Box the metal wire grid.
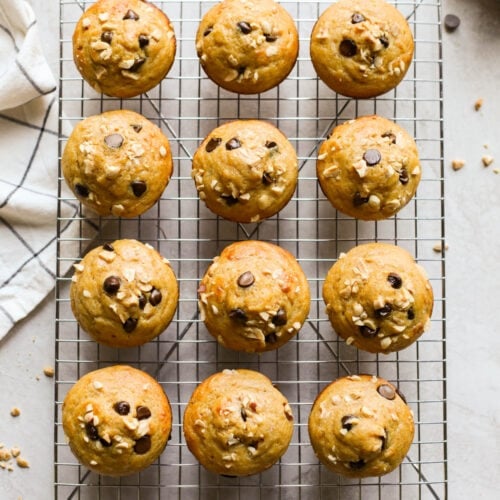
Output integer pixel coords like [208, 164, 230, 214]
[55, 1, 447, 498]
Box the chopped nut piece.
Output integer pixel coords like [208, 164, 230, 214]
[10, 407, 21, 417]
[16, 456, 30, 469]
[0, 449, 12, 461]
[43, 366, 55, 377]
[433, 242, 449, 253]
[474, 98, 483, 111]
[482, 155, 494, 167]
[451, 159, 465, 171]
[10, 447, 20, 458]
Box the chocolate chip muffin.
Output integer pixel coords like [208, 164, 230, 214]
[308, 374, 414, 478]
[62, 109, 173, 218]
[196, 0, 299, 94]
[317, 115, 421, 220]
[62, 365, 172, 476]
[322, 243, 433, 353]
[198, 240, 310, 353]
[192, 120, 298, 223]
[183, 369, 294, 476]
[73, 0, 176, 98]
[70, 239, 178, 348]
[310, 0, 414, 98]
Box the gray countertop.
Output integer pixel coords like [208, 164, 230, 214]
[0, 0, 499, 498]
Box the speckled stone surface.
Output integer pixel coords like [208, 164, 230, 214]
[0, 1, 499, 498]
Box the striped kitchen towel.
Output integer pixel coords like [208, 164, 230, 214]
[0, 0, 81, 339]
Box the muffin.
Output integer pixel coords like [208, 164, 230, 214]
[310, 0, 414, 98]
[317, 115, 421, 220]
[62, 109, 173, 218]
[62, 365, 172, 476]
[70, 239, 178, 348]
[183, 369, 294, 476]
[308, 374, 414, 478]
[192, 120, 298, 223]
[198, 240, 310, 353]
[322, 243, 433, 353]
[73, 0, 176, 98]
[196, 0, 299, 94]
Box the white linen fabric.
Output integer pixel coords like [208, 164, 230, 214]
[0, 0, 76, 339]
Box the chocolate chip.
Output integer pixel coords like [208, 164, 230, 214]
[396, 388, 407, 404]
[238, 66, 246, 76]
[203, 27, 213, 37]
[237, 271, 255, 287]
[114, 401, 130, 415]
[377, 384, 396, 400]
[226, 137, 241, 150]
[444, 14, 460, 33]
[75, 183, 89, 198]
[240, 407, 247, 421]
[99, 437, 112, 447]
[104, 133, 124, 149]
[149, 288, 162, 306]
[262, 172, 275, 185]
[102, 243, 114, 252]
[205, 137, 222, 152]
[399, 168, 409, 185]
[138, 35, 149, 48]
[123, 317, 138, 333]
[375, 304, 392, 318]
[387, 273, 402, 289]
[131, 124, 143, 133]
[407, 308, 415, 320]
[265, 33, 277, 42]
[123, 9, 139, 21]
[382, 131, 397, 144]
[103, 276, 121, 295]
[272, 308, 287, 326]
[265, 140, 278, 149]
[85, 423, 99, 441]
[129, 57, 146, 72]
[134, 435, 151, 454]
[363, 149, 382, 166]
[139, 294, 147, 310]
[136, 406, 152, 420]
[341, 415, 356, 431]
[237, 21, 252, 34]
[131, 180, 147, 197]
[379, 36, 389, 48]
[339, 39, 357, 57]
[353, 192, 369, 206]
[349, 459, 366, 470]
[221, 194, 238, 206]
[351, 13, 365, 24]
[266, 333, 278, 344]
[359, 325, 379, 338]
[229, 308, 248, 323]
[101, 31, 113, 43]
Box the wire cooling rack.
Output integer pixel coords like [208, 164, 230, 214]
[55, 1, 447, 498]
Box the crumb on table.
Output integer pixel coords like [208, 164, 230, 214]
[482, 155, 494, 167]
